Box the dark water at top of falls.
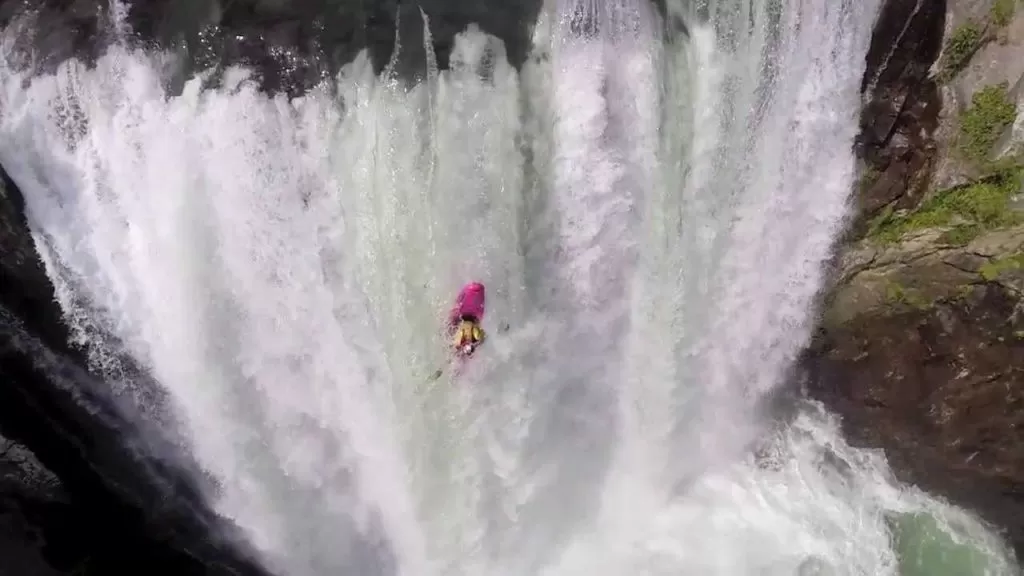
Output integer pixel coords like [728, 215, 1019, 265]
[1, 0, 557, 97]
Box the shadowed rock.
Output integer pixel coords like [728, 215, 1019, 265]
[852, 0, 947, 239]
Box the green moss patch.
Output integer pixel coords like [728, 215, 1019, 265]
[979, 251, 1024, 280]
[958, 82, 1018, 163]
[885, 280, 933, 310]
[859, 165, 882, 194]
[867, 168, 1023, 245]
[956, 284, 978, 300]
[940, 22, 983, 81]
[938, 224, 983, 245]
[938, 4, 1018, 82]
[991, 0, 1018, 28]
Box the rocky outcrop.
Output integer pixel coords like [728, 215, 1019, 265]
[932, 0, 1024, 188]
[806, 227, 1024, 554]
[807, 0, 1024, 560]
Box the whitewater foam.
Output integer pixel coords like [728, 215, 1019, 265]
[0, 0, 1019, 575]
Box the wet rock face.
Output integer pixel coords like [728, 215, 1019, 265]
[0, 161, 76, 359]
[806, 282, 1024, 554]
[0, 437, 64, 576]
[853, 0, 947, 237]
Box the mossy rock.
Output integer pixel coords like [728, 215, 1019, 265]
[937, 2, 1019, 82]
[991, 0, 1019, 28]
[940, 22, 983, 81]
[979, 251, 1024, 280]
[825, 258, 979, 327]
[864, 86, 1021, 249]
[958, 83, 1018, 164]
[977, 250, 1024, 294]
[826, 226, 1024, 328]
[866, 167, 1023, 246]
[884, 279, 935, 311]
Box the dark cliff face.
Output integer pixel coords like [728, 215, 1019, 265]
[852, 0, 946, 238]
[0, 167, 72, 363]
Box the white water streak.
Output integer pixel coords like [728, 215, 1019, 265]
[0, 1, 1018, 575]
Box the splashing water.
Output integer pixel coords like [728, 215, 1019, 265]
[0, 0, 1018, 575]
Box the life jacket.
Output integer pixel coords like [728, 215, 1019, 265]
[452, 282, 486, 325]
[453, 319, 483, 350]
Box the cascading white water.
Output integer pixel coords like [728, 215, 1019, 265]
[0, 0, 1019, 575]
